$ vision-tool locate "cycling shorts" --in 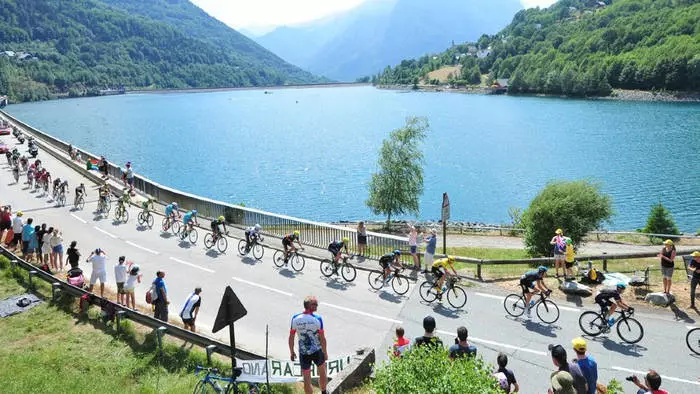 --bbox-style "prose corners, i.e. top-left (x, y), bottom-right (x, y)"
top-left (431, 266), bottom-right (444, 279)
top-left (519, 279), bottom-right (535, 294)
top-left (380, 259), bottom-right (391, 270)
top-left (283, 238), bottom-right (293, 247)
top-left (328, 246), bottom-right (341, 256)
